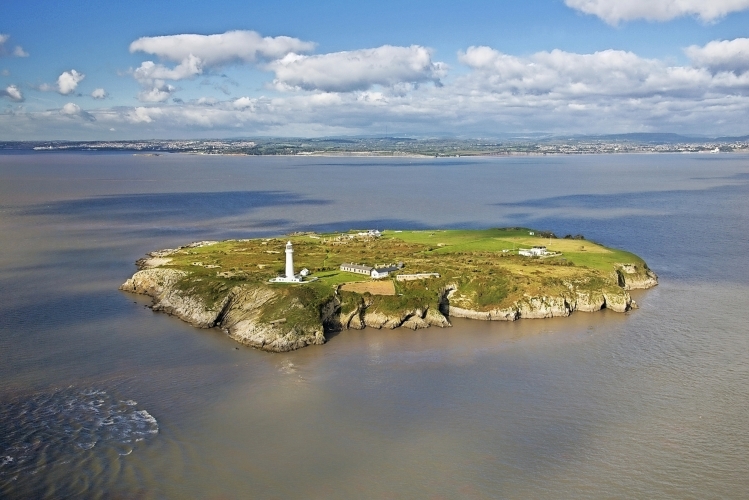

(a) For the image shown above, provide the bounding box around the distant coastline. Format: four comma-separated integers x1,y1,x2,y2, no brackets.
3,133,748,157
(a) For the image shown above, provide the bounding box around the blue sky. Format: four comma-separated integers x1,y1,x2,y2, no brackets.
3,0,749,139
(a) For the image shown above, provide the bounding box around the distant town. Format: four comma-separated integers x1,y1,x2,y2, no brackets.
2,133,749,157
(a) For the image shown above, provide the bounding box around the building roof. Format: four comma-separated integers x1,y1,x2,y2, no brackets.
373,266,399,273
340,263,373,272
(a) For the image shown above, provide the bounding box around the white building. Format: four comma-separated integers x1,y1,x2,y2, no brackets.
355,229,382,238
370,265,399,279
340,263,373,275
519,246,549,257
339,262,400,279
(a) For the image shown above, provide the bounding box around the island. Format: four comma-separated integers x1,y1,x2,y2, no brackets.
120,228,658,352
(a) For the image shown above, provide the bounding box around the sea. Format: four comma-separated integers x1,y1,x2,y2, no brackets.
0,152,748,499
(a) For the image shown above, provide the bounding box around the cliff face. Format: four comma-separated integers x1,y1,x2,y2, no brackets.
339,302,451,331
120,269,324,352
616,264,659,290
438,283,637,321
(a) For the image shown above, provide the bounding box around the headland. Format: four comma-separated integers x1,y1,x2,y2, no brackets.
120,228,658,352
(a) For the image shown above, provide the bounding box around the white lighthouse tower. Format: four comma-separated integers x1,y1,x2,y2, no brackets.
285,241,294,279
270,240,309,283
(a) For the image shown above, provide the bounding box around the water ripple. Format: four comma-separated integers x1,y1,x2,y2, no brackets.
0,387,158,492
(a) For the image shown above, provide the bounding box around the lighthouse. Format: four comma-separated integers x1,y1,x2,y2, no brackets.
285,241,294,279
270,240,310,283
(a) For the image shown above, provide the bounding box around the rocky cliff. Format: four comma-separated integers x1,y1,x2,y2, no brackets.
616,264,659,290
438,282,636,321
120,268,324,352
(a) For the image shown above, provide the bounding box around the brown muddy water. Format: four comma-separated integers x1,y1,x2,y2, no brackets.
1,152,748,498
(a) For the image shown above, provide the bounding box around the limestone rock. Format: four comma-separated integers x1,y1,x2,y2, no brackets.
425,307,451,327
574,290,606,312
602,289,632,313
616,264,659,290
119,268,186,297
517,296,572,319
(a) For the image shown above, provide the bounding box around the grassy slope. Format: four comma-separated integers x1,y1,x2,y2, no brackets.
154,228,648,326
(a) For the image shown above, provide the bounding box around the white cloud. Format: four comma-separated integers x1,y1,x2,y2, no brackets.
137,82,176,102
0,34,28,57
233,97,256,110
60,102,95,121
133,55,203,83
194,97,218,106
686,38,749,74
57,70,85,95
91,88,108,99
268,45,447,92
126,107,163,124
1,84,24,101
565,0,749,24
130,30,315,65
60,102,81,115
129,30,315,84
457,46,723,99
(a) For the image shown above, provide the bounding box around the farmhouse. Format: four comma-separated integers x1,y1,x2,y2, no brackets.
519,246,549,257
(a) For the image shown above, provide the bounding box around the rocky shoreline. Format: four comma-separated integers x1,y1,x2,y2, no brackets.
120,258,657,352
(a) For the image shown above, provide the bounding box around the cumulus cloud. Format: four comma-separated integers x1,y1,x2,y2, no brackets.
457,45,724,99
126,107,162,124
129,30,315,82
91,88,108,99
233,96,256,110
133,55,203,83
137,82,177,102
60,102,95,121
0,34,28,57
565,0,749,24
57,70,85,95
686,38,749,74
268,45,447,92
1,84,24,101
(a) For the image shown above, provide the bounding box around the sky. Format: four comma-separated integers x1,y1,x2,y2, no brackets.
2,0,749,140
